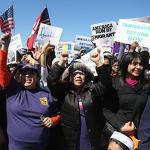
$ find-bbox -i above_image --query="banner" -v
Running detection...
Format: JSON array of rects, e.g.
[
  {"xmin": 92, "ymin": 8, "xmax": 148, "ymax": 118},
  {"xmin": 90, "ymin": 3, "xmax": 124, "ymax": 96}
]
[{"xmin": 114, "ymin": 19, "xmax": 150, "ymax": 48}]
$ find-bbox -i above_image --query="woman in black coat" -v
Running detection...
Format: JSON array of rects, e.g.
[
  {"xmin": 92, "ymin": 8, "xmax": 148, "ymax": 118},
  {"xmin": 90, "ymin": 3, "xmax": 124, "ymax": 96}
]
[
  {"xmin": 102, "ymin": 52, "xmax": 150, "ymax": 149},
  {"xmin": 47, "ymin": 51, "xmax": 108, "ymax": 150}
]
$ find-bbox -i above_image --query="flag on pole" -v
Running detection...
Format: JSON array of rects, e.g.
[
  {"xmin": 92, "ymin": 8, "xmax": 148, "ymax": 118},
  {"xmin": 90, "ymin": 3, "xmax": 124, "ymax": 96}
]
[
  {"xmin": 26, "ymin": 7, "xmax": 51, "ymax": 50},
  {"xmin": 0, "ymin": 5, "xmax": 14, "ymax": 33}
]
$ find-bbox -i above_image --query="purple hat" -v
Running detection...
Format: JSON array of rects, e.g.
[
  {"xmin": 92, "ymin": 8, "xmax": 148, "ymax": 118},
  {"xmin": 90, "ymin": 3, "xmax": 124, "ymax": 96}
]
[{"xmin": 20, "ymin": 64, "xmax": 39, "ymax": 75}]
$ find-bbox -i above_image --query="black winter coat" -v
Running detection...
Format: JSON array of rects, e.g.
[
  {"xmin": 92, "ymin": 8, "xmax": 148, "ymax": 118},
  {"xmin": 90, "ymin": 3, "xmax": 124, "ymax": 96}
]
[
  {"xmin": 103, "ymin": 77, "xmax": 150, "ymax": 130},
  {"xmin": 47, "ymin": 63, "xmax": 107, "ymax": 150}
]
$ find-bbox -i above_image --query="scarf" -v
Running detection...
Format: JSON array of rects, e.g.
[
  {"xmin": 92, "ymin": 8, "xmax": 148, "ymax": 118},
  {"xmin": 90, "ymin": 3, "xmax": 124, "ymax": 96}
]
[{"xmin": 125, "ymin": 78, "xmax": 138, "ymax": 87}]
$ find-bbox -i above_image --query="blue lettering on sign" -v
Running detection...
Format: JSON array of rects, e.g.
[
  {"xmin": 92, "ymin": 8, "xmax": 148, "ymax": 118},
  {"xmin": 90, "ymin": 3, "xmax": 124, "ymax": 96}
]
[
  {"xmin": 128, "ymin": 36, "xmax": 143, "ymax": 43},
  {"xmin": 123, "ymin": 23, "xmax": 150, "ymax": 31},
  {"xmin": 127, "ymin": 30, "xmax": 148, "ymax": 37}
]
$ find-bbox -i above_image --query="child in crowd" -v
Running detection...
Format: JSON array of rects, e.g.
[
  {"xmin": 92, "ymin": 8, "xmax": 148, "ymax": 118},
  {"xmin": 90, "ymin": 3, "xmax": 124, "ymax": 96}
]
[{"xmin": 108, "ymin": 131, "xmax": 134, "ymax": 150}]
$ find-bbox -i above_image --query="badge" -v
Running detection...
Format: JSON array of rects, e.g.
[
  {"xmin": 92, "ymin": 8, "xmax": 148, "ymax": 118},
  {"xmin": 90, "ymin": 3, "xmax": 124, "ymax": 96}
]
[{"xmin": 39, "ymin": 97, "xmax": 49, "ymax": 106}]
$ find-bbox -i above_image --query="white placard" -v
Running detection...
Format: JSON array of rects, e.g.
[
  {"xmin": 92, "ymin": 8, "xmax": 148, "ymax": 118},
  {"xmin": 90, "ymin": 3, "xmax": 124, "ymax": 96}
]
[
  {"xmin": 91, "ymin": 21, "xmax": 117, "ymax": 45},
  {"xmin": 74, "ymin": 35, "xmax": 94, "ymax": 53},
  {"xmin": 36, "ymin": 23, "xmax": 63, "ymax": 45},
  {"xmin": 55, "ymin": 42, "xmax": 75, "ymax": 64},
  {"xmin": 7, "ymin": 50, "xmax": 17, "ymax": 64},
  {"xmin": 8, "ymin": 34, "xmax": 23, "ymax": 51},
  {"xmin": 114, "ymin": 19, "xmax": 150, "ymax": 48},
  {"xmin": 7, "ymin": 34, "xmax": 23, "ymax": 64}
]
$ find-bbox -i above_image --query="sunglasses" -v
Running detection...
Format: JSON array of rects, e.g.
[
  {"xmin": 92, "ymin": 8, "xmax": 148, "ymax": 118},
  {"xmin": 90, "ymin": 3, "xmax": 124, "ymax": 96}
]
[{"xmin": 72, "ymin": 71, "xmax": 85, "ymax": 76}]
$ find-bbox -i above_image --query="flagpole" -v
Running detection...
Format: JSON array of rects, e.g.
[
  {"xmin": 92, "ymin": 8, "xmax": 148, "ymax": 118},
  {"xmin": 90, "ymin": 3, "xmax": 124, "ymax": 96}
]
[
  {"xmin": 12, "ymin": 0, "xmax": 15, "ymax": 35},
  {"xmin": 44, "ymin": 0, "xmax": 47, "ymax": 8},
  {"xmin": 45, "ymin": 3, "xmax": 51, "ymax": 25}
]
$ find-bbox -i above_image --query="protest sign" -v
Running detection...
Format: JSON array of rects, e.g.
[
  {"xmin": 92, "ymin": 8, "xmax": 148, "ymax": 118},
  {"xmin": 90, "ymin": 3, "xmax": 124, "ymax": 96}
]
[
  {"xmin": 8, "ymin": 33, "xmax": 23, "ymax": 64},
  {"xmin": 55, "ymin": 41, "xmax": 75, "ymax": 63},
  {"xmin": 91, "ymin": 21, "xmax": 117, "ymax": 46},
  {"xmin": 8, "ymin": 33, "xmax": 23, "ymax": 51},
  {"xmin": 98, "ymin": 40, "xmax": 113, "ymax": 54},
  {"xmin": 36, "ymin": 23, "xmax": 63, "ymax": 46},
  {"xmin": 114, "ymin": 19, "xmax": 150, "ymax": 48},
  {"xmin": 74, "ymin": 35, "xmax": 94, "ymax": 53}
]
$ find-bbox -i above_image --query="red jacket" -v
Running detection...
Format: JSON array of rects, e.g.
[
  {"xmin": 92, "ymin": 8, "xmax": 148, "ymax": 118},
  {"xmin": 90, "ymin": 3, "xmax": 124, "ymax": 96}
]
[{"xmin": 0, "ymin": 50, "xmax": 11, "ymax": 89}]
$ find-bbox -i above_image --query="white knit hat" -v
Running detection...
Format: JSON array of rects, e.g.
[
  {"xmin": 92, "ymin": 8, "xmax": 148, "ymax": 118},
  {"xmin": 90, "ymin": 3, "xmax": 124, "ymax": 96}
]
[{"xmin": 110, "ymin": 131, "xmax": 134, "ymax": 150}]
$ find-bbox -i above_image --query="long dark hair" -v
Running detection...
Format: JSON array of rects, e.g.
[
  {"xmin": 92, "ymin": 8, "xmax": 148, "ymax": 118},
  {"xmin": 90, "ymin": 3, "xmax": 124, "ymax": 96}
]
[{"xmin": 120, "ymin": 52, "xmax": 145, "ymax": 83}]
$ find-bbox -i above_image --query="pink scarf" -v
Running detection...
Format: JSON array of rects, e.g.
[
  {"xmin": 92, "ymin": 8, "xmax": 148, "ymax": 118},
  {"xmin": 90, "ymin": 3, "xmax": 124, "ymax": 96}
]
[{"xmin": 125, "ymin": 78, "xmax": 138, "ymax": 87}]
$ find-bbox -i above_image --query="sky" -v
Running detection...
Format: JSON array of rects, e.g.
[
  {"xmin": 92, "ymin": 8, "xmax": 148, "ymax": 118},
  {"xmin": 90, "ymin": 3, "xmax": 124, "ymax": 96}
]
[{"xmin": 0, "ymin": 0, "xmax": 150, "ymax": 48}]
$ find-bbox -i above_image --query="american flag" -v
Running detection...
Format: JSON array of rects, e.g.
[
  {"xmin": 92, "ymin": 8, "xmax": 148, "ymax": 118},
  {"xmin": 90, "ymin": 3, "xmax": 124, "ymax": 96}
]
[
  {"xmin": 0, "ymin": 5, "xmax": 14, "ymax": 33},
  {"xmin": 27, "ymin": 7, "xmax": 51, "ymax": 50}
]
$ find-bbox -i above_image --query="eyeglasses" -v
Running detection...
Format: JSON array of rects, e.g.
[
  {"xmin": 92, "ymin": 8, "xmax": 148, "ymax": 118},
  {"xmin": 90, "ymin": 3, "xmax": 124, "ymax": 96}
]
[{"xmin": 72, "ymin": 71, "xmax": 85, "ymax": 76}]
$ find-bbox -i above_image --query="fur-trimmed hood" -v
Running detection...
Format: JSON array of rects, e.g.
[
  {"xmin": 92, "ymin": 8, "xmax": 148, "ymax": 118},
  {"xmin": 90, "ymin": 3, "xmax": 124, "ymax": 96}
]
[{"xmin": 61, "ymin": 62, "xmax": 94, "ymax": 82}]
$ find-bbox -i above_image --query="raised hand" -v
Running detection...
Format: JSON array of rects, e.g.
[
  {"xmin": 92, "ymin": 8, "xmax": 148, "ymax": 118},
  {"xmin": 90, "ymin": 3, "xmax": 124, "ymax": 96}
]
[
  {"xmin": 78, "ymin": 48, "xmax": 85, "ymax": 56},
  {"xmin": 42, "ymin": 42, "xmax": 55, "ymax": 54},
  {"xmin": 32, "ymin": 43, "xmax": 55, "ymax": 61},
  {"xmin": 1, "ymin": 32, "xmax": 11, "ymax": 51},
  {"xmin": 21, "ymin": 54, "xmax": 38, "ymax": 65},
  {"xmin": 31, "ymin": 45, "xmax": 42, "ymax": 61},
  {"xmin": 129, "ymin": 41, "xmax": 139, "ymax": 52},
  {"xmin": 90, "ymin": 48, "xmax": 102, "ymax": 67},
  {"xmin": 58, "ymin": 51, "xmax": 68, "ymax": 66}
]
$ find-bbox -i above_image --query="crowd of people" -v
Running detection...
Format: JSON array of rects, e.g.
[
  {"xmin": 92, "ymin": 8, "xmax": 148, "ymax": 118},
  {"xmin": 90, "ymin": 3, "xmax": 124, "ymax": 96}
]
[{"xmin": 0, "ymin": 32, "xmax": 150, "ymax": 150}]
